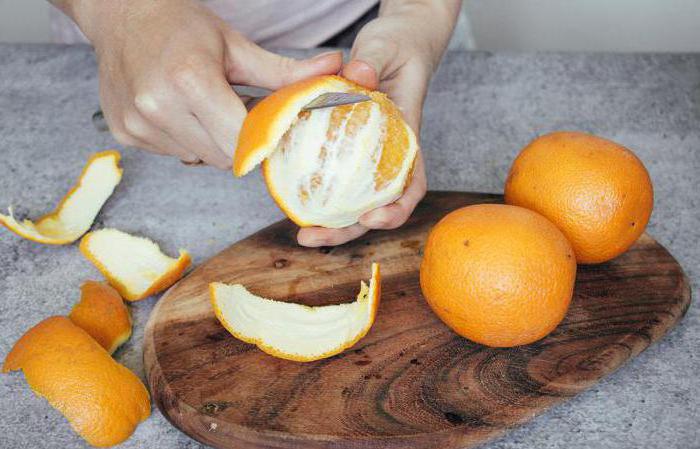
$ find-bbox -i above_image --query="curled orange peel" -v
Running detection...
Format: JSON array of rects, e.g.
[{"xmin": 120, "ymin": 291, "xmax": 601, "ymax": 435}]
[
  {"xmin": 0, "ymin": 150, "xmax": 122, "ymax": 244},
  {"xmin": 2, "ymin": 316, "xmax": 150, "ymax": 447},
  {"xmin": 69, "ymin": 281, "xmax": 132, "ymax": 354},
  {"xmin": 80, "ymin": 228, "xmax": 191, "ymax": 301},
  {"xmin": 210, "ymin": 263, "xmax": 381, "ymax": 362}
]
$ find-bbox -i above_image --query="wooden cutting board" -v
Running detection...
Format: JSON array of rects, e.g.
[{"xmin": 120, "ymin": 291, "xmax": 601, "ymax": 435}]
[{"xmin": 143, "ymin": 191, "xmax": 690, "ymax": 449}]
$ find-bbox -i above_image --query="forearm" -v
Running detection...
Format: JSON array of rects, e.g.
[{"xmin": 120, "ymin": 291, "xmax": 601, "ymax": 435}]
[
  {"xmin": 48, "ymin": 0, "xmax": 163, "ymax": 48},
  {"xmin": 378, "ymin": 0, "xmax": 461, "ymax": 70}
]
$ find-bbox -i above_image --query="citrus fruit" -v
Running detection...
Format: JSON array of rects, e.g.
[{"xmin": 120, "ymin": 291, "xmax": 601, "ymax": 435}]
[
  {"xmin": 80, "ymin": 228, "xmax": 191, "ymax": 301},
  {"xmin": 0, "ymin": 150, "xmax": 122, "ymax": 244},
  {"xmin": 3, "ymin": 316, "xmax": 150, "ymax": 447},
  {"xmin": 210, "ymin": 263, "xmax": 380, "ymax": 361},
  {"xmin": 505, "ymin": 131, "xmax": 654, "ymax": 264},
  {"xmin": 420, "ymin": 204, "xmax": 576, "ymax": 347},
  {"xmin": 233, "ymin": 75, "xmax": 418, "ymax": 228},
  {"xmin": 69, "ymin": 281, "xmax": 132, "ymax": 354}
]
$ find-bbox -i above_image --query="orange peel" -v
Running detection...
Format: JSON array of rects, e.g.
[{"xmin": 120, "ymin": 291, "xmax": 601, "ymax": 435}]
[
  {"xmin": 80, "ymin": 228, "xmax": 191, "ymax": 301},
  {"xmin": 210, "ymin": 263, "xmax": 381, "ymax": 362},
  {"xmin": 69, "ymin": 281, "xmax": 132, "ymax": 354},
  {"xmin": 0, "ymin": 150, "xmax": 122, "ymax": 244},
  {"xmin": 233, "ymin": 75, "xmax": 418, "ymax": 228},
  {"xmin": 3, "ymin": 316, "xmax": 150, "ymax": 447}
]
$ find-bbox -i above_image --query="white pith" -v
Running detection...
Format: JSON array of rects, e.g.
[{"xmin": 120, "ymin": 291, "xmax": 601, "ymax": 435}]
[
  {"xmin": 82, "ymin": 228, "xmax": 187, "ymax": 298},
  {"xmin": 211, "ymin": 263, "xmax": 379, "ymax": 361},
  {"xmin": 0, "ymin": 152, "xmax": 122, "ymax": 244},
  {"xmin": 239, "ymin": 78, "xmax": 350, "ymax": 175},
  {"xmin": 264, "ymin": 101, "xmax": 418, "ymax": 228}
]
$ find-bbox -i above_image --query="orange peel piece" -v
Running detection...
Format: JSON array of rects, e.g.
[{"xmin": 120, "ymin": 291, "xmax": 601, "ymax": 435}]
[
  {"xmin": 233, "ymin": 75, "xmax": 418, "ymax": 228},
  {"xmin": 80, "ymin": 228, "xmax": 191, "ymax": 301},
  {"xmin": 2, "ymin": 316, "xmax": 150, "ymax": 447},
  {"xmin": 0, "ymin": 150, "xmax": 122, "ymax": 244},
  {"xmin": 210, "ymin": 263, "xmax": 380, "ymax": 362},
  {"xmin": 69, "ymin": 281, "xmax": 132, "ymax": 354}
]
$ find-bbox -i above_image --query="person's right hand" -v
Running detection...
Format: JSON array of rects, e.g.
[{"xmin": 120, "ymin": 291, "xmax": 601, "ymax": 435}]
[{"xmin": 67, "ymin": 0, "xmax": 342, "ymax": 168}]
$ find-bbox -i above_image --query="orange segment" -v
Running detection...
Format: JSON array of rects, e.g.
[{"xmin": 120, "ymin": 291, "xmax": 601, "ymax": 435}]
[
  {"xmin": 370, "ymin": 91, "xmax": 410, "ymax": 190},
  {"xmin": 210, "ymin": 263, "xmax": 381, "ymax": 362},
  {"xmin": 3, "ymin": 316, "xmax": 150, "ymax": 447},
  {"xmin": 80, "ymin": 228, "xmax": 191, "ymax": 301},
  {"xmin": 0, "ymin": 151, "xmax": 122, "ymax": 244},
  {"xmin": 69, "ymin": 281, "xmax": 132, "ymax": 354},
  {"xmin": 235, "ymin": 75, "xmax": 418, "ymax": 228}
]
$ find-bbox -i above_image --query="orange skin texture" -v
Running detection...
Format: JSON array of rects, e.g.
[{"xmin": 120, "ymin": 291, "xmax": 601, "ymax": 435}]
[
  {"xmin": 3, "ymin": 316, "xmax": 150, "ymax": 447},
  {"xmin": 234, "ymin": 75, "xmax": 353, "ymax": 177},
  {"xmin": 69, "ymin": 281, "xmax": 132, "ymax": 354},
  {"xmin": 420, "ymin": 204, "xmax": 577, "ymax": 348},
  {"xmin": 505, "ymin": 131, "xmax": 654, "ymax": 264}
]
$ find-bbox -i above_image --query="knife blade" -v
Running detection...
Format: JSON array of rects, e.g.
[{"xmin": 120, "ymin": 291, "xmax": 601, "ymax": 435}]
[{"xmin": 92, "ymin": 87, "xmax": 370, "ymax": 132}]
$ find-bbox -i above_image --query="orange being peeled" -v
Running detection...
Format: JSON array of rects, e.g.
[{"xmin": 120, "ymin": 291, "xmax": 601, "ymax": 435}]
[
  {"xmin": 3, "ymin": 316, "xmax": 150, "ymax": 447},
  {"xmin": 420, "ymin": 204, "xmax": 576, "ymax": 347},
  {"xmin": 505, "ymin": 131, "xmax": 654, "ymax": 264},
  {"xmin": 233, "ymin": 75, "xmax": 418, "ymax": 228}
]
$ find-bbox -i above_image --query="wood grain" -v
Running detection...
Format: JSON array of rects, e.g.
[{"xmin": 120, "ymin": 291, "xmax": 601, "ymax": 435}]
[{"xmin": 144, "ymin": 191, "xmax": 691, "ymax": 449}]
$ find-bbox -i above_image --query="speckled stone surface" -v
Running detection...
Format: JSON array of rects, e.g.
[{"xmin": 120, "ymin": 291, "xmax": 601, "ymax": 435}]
[{"xmin": 0, "ymin": 44, "xmax": 698, "ymax": 449}]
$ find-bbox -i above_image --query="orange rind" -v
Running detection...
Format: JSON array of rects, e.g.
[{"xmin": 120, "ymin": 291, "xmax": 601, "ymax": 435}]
[
  {"xmin": 80, "ymin": 228, "xmax": 191, "ymax": 301},
  {"xmin": 69, "ymin": 281, "xmax": 132, "ymax": 354},
  {"xmin": 3, "ymin": 316, "xmax": 150, "ymax": 447},
  {"xmin": 0, "ymin": 150, "xmax": 122, "ymax": 244},
  {"xmin": 233, "ymin": 75, "xmax": 418, "ymax": 228},
  {"xmin": 210, "ymin": 263, "xmax": 381, "ymax": 362}
]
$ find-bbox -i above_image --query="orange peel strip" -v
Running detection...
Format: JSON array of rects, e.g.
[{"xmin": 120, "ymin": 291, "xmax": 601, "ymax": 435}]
[
  {"xmin": 80, "ymin": 228, "xmax": 191, "ymax": 302},
  {"xmin": 0, "ymin": 150, "xmax": 122, "ymax": 245},
  {"xmin": 69, "ymin": 281, "xmax": 132, "ymax": 354},
  {"xmin": 2, "ymin": 316, "xmax": 150, "ymax": 447},
  {"xmin": 210, "ymin": 263, "xmax": 381, "ymax": 362}
]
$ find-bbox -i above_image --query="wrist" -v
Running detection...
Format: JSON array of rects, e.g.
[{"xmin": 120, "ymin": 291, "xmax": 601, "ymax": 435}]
[
  {"xmin": 379, "ymin": 0, "xmax": 461, "ymax": 70},
  {"xmin": 53, "ymin": 0, "xmax": 168, "ymax": 50}
]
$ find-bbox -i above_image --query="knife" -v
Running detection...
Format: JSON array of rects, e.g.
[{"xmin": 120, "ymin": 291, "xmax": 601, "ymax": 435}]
[{"xmin": 91, "ymin": 87, "xmax": 370, "ymax": 132}]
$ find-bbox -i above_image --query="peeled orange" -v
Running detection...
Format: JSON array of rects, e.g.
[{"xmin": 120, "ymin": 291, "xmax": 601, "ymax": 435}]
[
  {"xmin": 420, "ymin": 204, "xmax": 576, "ymax": 347},
  {"xmin": 505, "ymin": 131, "xmax": 654, "ymax": 264},
  {"xmin": 233, "ymin": 75, "xmax": 418, "ymax": 228},
  {"xmin": 210, "ymin": 263, "xmax": 380, "ymax": 361},
  {"xmin": 69, "ymin": 281, "xmax": 132, "ymax": 354},
  {"xmin": 3, "ymin": 316, "xmax": 150, "ymax": 447}
]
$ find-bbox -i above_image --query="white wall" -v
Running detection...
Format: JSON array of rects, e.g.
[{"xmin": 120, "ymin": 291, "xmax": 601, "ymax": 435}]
[
  {"xmin": 0, "ymin": 0, "xmax": 50, "ymax": 43},
  {"xmin": 465, "ymin": 0, "xmax": 700, "ymax": 52},
  {"xmin": 1, "ymin": 0, "xmax": 699, "ymax": 52}
]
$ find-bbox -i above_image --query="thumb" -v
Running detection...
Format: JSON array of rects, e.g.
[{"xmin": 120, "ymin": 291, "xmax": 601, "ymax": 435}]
[
  {"xmin": 343, "ymin": 34, "xmax": 399, "ymax": 89},
  {"xmin": 227, "ymin": 37, "xmax": 342, "ymax": 90}
]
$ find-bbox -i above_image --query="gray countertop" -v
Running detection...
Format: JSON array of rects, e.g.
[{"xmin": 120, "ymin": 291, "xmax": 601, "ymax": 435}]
[{"xmin": 0, "ymin": 44, "xmax": 698, "ymax": 449}]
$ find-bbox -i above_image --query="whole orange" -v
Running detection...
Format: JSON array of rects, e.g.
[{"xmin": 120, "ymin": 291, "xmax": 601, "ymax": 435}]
[
  {"xmin": 505, "ymin": 131, "xmax": 653, "ymax": 264},
  {"xmin": 420, "ymin": 204, "xmax": 576, "ymax": 347}
]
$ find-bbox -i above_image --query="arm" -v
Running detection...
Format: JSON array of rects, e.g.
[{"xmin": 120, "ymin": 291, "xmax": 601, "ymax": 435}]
[
  {"xmin": 49, "ymin": 0, "xmax": 342, "ymax": 168},
  {"xmin": 298, "ymin": 0, "xmax": 461, "ymax": 246}
]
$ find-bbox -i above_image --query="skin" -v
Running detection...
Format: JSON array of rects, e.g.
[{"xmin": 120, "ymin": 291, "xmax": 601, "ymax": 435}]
[{"xmin": 51, "ymin": 0, "xmax": 461, "ymax": 246}]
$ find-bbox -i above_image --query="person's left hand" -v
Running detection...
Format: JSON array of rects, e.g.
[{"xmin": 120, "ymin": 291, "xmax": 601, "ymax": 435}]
[{"xmin": 298, "ymin": 0, "xmax": 461, "ymax": 247}]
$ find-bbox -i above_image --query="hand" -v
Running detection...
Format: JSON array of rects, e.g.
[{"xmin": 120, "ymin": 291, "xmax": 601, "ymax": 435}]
[
  {"xmin": 298, "ymin": 0, "xmax": 461, "ymax": 246},
  {"xmin": 64, "ymin": 0, "xmax": 342, "ymax": 168}
]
